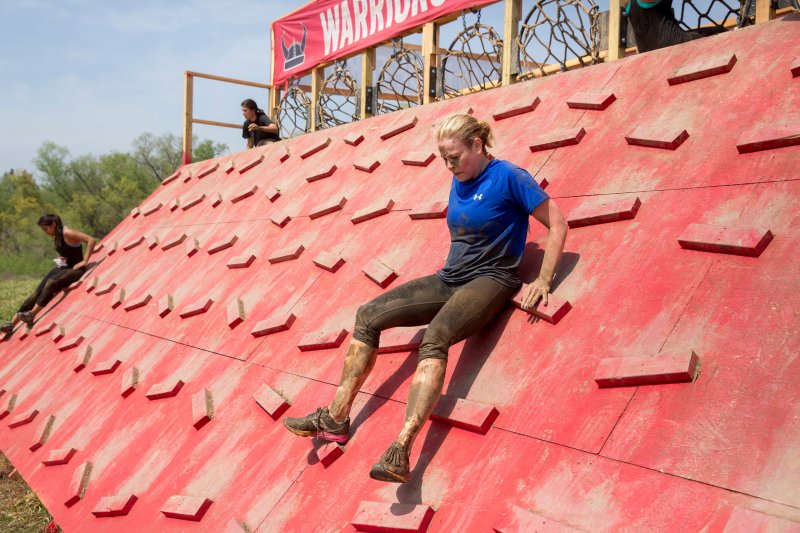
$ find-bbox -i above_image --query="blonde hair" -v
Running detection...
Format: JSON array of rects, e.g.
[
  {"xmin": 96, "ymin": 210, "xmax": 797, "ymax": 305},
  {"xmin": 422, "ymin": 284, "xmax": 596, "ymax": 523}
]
[{"xmin": 435, "ymin": 113, "xmax": 495, "ymax": 155}]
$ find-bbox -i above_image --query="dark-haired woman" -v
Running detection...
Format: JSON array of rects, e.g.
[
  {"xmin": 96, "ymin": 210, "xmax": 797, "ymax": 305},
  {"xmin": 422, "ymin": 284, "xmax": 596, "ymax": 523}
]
[
  {"xmin": 0, "ymin": 215, "xmax": 96, "ymax": 334},
  {"xmin": 241, "ymin": 99, "xmax": 280, "ymax": 149}
]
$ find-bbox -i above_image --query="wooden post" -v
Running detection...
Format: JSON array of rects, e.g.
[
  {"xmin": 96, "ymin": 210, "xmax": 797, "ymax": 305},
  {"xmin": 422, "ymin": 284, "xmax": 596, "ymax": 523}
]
[
  {"xmin": 502, "ymin": 0, "xmax": 522, "ymax": 86},
  {"xmin": 607, "ymin": 0, "xmax": 625, "ymax": 61},
  {"xmin": 422, "ymin": 22, "xmax": 439, "ymax": 104},
  {"xmin": 268, "ymin": 85, "xmax": 280, "ymax": 121},
  {"xmin": 361, "ymin": 47, "xmax": 376, "ymax": 119},
  {"xmin": 310, "ymin": 67, "xmax": 323, "ymax": 132},
  {"xmin": 182, "ymin": 72, "xmax": 193, "ymax": 165},
  {"xmin": 755, "ymin": 0, "xmax": 775, "ymax": 23}
]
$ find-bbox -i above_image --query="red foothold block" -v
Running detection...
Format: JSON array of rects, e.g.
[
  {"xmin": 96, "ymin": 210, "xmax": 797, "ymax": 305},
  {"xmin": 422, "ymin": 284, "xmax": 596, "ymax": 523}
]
[
  {"xmin": 181, "ymin": 192, "xmax": 206, "ymax": 211},
  {"xmin": 183, "ymin": 173, "xmax": 192, "ymax": 183},
  {"xmin": 677, "ymin": 223, "xmax": 773, "ymax": 257},
  {"xmin": 58, "ymin": 334, "xmax": 84, "ymax": 352},
  {"xmin": 29, "ymin": 414, "xmax": 55, "ymax": 452},
  {"xmin": 567, "ymin": 196, "xmax": 642, "ymax": 228},
  {"xmin": 238, "ymin": 153, "xmax": 264, "ymax": 174},
  {"xmin": 736, "ymin": 126, "xmax": 800, "ymax": 154},
  {"xmin": 34, "ymin": 321, "xmax": 56, "ymax": 337},
  {"xmin": 162, "ymin": 170, "xmax": 181, "ymax": 185},
  {"xmin": 124, "ymin": 293, "xmax": 152, "ymax": 312},
  {"xmin": 92, "ymin": 494, "xmax": 138, "ymax": 517},
  {"xmin": 344, "ymin": 132, "xmax": 365, "ymax": 146},
  {"xmin": 251, "ymin": 311, "xmax": 296, "ymax": 337},
  {"xmin": 85, "ymin": 277, "xmax": 99, "ymax": 293},
  {"xmin": 566, "ymin": 91, "xmax": 616, "ymax": 110},
  {"xmin": 161, "ymin": 233, "xmax": 187, "ymax": 251},
  {"xmin": 307, "ymin": 164, "xmax": 337, "ymax": 182},
  {"xmin": 92, "ymin": 359, "xmax": 121, "ymax": 376},
  {"xmin": 223, "ymin": 159, "xmax": 235, "ymax": 173},
  {"xmin": 430, "ymin": 395, "xmax": 499, "ymax": 434},
  {"xmin": 146, "ymin": 379, "xmax": 185, "ymax": 400},
  {"xmin": 93, "ymin": 243, "xmax": 105, "ymax": 253},
  {"xmin": 353, "ymin": 158, "xmax": 381, "ymax": 173},
  {"xmin": 196, "ymin": 161, "xmax": 219, "ymax": 179},
  {"xmin": 298, "ymin": 328, "xmax": 349, "ymax": 351},
  {"xmin": 401, "ymin": 151, "xmax": 437, "ymax": 167},
  {"xmin": 111, "ymin": 287, "xmax": 126, "ymax": 309},
  {"xmin": 120, "ymin": 367, "xmax": 139, "ymax": 398},
  {"xmin": 8, "ymin": 408, "xmax": 39, "ymax": 428},
  {"xmin": 668, "ymin": 53, "xmax": 737, "ymax": 85},
  {"xmin": 529, "ymin": 127, "xmax": 586, "ymax": 152},
  {"xmin": 168, "ymin": 198, "xmax": 180, "ymax": 212},
  {"xmin": 106, "ymin": 241, "xmax": 119, "ymax": 255},
  {"xmin": 211, "ymin": 192, "xmax": 223, "ymax": 208},
  {"xmin": 207, "ymin": 234, "xmax": 238, "ymax": 254},
  {"xmin": 315, "ymin": 440, "xmax": 345, "ymax": 468},
  {"xmin": 625, "ymin": 125, "xmax": 689, "ymax": 150},
  {"xmin": 142, "ymin": 202, "xmax": 162, "ymax": 216},
  {"xmin": 231, "ymin": 184, "xmax": 259, "ymax": 203},
  {"xmin": 270, "ymin": 212, "xmax": 291, "ymax": 228},
  {"xmin": 130, "ymin": 206, "xmax": 140, "ymax": 218},
  {"xmin": 268, "ymin": 244, "xmax": 305, "ymax": 264},
  {"xmin": 192, "ymin": 388, "xmax": 214, "ymax": 430},
  {"xmin": 351, "ymin": 501, "xmax": 435, "ymax": 533},
  {"xmin": 43, "ymin": 447, "xmax": 77, "ymax": 466},
  {"xmin": 378, "ymin": 328, "xmax": 426, "ymax": 354},
  {"xmin": 252, "ymin": 384, "xmax": 291, "ymax": 420},
  {"xmin": 265, "ymin": 186, "xmax": 281, "ymax": 202},
  {"xmin": 279, "ymin": 149, "xmax": 290, "ymax": 163},
  {"xmin": 95, "ymin": 281, "xmax": 117, "ymax": 296},
  {"xmin": 185, "ymin": 237, "xmax": 200, "ymax": 257},
  {"xmin": 51, "ymin": 325, "xmax": 65, "ymax": 343},
  {"xmin": 313, "ymin": 251, "xmax": 346, "ymax": 273},
  {"xmin": 300, "ymin": 137, "xmax": 331, "ymax": 158},
  {"xmin": 352, "ymin": 199, "xmax": 395, "ymax": 224},
  {"xmin": 492, "ymin": 96, "xmax": 541, "ymax": 121},
  {"xmin": 179, "ymin": 298, "xmax": 213, "ymax": 319},
  {"xmin": 594, "ymin": 352, "xmax": 700, "ymax": 388},
  {"xmin": 73, "ymin": 345, "xmax": 93, "ymax": 372},
  {"xmin": 362, "ymin": 259, "xmax": 398, "ymax": 288},
  {"xmin": 227, "ymin": 298, "xmax": 246, "ymax": 328},
  {"xmin": 147, "ymin": 235, "xmax": 160, "ymax": 249},
  {"xmin": 0, "ymin": 394, "xmax": 13, "ymax": 419},
  {"xmin": 123, "ymin": 235, "xmax": 144, "ymax": 250},
  {"xmin": 227, "ymin": 253, "xmax": 256, "ymax": 269},
  {"xmin": 380, "ymin": 115, "xmax": 418, "ymax": 140},
  {"xmin": 511, "ymin": 293, "xmax": 572, "ymax": 325},
  {"xmin": 64, "ymin": 462, "xmax": 92, "ymax": 508},
  {"xmin": 409, "ymin": 201, "xmax": 448, "ymax": 220},
  {"xmin": 309, "ymin": 196, "xmax": 347, "ymax": 219},
  {"xmin": 161, "ymin": 495, "xmax": 213, "ymax": 522},
  {"xmin": 158, "ymin": 294, "xmax": 174, "ymax": 318},
  {"xmin": 792, "ymin": 56, "xmax": 800, "ymax": 78}
]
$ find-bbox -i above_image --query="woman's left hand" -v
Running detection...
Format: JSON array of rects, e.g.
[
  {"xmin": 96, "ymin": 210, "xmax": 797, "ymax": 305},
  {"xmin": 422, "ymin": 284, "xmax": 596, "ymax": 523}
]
[
  {"xmin": 73, "ymin": 261, "xmax": 86, "ymax": 270},
  {"xmin": 520, "ymin": 277, "xmax": 551, "ymax": 310}
]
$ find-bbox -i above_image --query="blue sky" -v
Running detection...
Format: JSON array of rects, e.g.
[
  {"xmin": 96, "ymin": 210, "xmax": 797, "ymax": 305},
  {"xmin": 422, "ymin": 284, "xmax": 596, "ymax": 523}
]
[{"xmin": 0, "ymin": 0, "xmax": 611, "ymax": 174}]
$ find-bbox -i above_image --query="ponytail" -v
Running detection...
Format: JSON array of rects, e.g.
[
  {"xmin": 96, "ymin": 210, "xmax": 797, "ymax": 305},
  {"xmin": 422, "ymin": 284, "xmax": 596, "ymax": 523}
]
[{"xmin": 38, "ymin": 214, "xmax": 64, "ymax": 251}]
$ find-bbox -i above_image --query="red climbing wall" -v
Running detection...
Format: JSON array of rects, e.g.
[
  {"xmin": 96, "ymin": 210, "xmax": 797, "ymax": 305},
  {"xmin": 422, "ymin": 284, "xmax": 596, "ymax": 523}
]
[{"xmin": 2, "ymin": 15, "xmax": 800, "ymax": 532}]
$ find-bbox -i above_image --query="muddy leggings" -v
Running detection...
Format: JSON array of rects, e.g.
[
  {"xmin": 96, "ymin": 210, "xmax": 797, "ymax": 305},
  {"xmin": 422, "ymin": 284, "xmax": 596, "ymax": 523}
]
[
  {"xmin": 18, "ymin": 267, "xmax": 85, "ymax": 313},
  {"xmin": 353, "ymin": 274, "xmax": 517, "ymax": 362}
]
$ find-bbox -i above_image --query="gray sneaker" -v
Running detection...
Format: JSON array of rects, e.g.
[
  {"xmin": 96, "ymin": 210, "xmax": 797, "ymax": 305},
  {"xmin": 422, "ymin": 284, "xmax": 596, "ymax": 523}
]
[
  {"xmin": 282, "ymin": 407, "xmax": 350, "ymax": 444},
  {"xmin": 0, "ymin": 322, "xmax": 12, "ymax": 335},
  {"xmin": 17, "ymin": 311, "xmax": 34, "ymax": 328},
  {"xmin": 369, "ymin": 442, "xmax": 411, "ymax": 483}
]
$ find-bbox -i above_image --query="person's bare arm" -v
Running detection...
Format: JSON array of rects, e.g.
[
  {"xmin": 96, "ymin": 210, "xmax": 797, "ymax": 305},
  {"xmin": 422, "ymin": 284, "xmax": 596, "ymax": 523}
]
[
  {"xmin": 519, "ymin": 199, "xmax": 568, "ymax": 309},
  {"xmin": 248, "ymin": 122, "xmax": 279, "ymax": 134},
  {"xmin": 63, "ymin": 228, "xmax": 97, "ymax": 269}
]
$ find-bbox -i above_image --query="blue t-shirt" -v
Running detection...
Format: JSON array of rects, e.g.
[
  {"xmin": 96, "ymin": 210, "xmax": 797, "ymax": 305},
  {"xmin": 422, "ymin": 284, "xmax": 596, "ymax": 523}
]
[{"xmin": 437, "ymin": 159, "xmax": 549, "ymax": 288}]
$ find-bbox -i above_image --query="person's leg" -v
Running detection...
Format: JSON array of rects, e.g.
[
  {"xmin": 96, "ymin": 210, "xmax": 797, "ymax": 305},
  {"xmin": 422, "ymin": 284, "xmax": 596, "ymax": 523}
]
[
  {"xmin": 283, "ymin": 275, "xmax": 454, "ymax": 441},
  {"xmin": 25, "ymin": 268, "xmax": 84, "ymax": 320},
  {"xmin": 370, "ymin": 277, "xmax": 516, "ymax": 482},
  {"xmin": 10, "ymin": 268, "xmax": 62, "ymax": 328}
]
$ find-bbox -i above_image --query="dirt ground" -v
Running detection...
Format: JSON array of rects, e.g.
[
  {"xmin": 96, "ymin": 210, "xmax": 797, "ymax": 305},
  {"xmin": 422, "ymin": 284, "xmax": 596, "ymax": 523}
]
[{"xmin": 0, "ymin": 452, "xmax": 55, "ymax": 532}]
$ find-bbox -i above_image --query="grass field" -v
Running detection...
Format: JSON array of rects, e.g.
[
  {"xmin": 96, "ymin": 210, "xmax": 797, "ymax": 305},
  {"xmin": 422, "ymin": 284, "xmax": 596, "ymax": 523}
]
[{"xmin": 0, "ymin": 277, "xmax": 39, "ymax": 323}]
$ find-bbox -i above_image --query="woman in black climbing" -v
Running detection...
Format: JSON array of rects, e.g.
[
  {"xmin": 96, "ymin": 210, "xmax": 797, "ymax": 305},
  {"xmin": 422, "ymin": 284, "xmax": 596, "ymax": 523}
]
[
  {"xmin": 1, "ymin": 214, "xmax": 96, "ymax": 335},
  {"xmin": 283, "ymin": 113, "xmax": 569, "ymax": 483}
]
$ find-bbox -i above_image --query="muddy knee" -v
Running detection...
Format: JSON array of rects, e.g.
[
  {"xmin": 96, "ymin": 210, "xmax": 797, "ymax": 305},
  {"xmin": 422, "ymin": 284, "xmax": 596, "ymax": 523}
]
[
  {"xmin": 417, "ymin": 324, "xmax": 451, "ymax": 362},
  {"xmin": 352, "ymin": 303, "xmax": 381, "ymax": 348}
]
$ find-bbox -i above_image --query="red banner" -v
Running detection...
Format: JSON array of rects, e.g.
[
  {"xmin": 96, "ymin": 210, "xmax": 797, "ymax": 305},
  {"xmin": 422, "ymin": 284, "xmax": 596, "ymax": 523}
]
[{"xmin": 271, "ymin": 0, "xmax": 498, "ymax": 87}]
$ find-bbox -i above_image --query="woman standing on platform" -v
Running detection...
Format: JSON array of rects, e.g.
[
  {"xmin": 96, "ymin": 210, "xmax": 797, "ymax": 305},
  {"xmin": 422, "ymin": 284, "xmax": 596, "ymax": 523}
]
[
  {"xmin": 282, "ymin": 113, "xmax": 569, "ymax": 483},
  {"xmin": 1, "ymin": 214, "xmax": 96, "ymax": 335}
]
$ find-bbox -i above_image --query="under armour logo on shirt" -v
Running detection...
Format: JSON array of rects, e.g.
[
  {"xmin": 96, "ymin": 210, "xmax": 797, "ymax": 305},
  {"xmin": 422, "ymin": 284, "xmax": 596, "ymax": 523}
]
[{"xmin": 473, "ymin": 194, "xmax": 483, "ymax": 200}]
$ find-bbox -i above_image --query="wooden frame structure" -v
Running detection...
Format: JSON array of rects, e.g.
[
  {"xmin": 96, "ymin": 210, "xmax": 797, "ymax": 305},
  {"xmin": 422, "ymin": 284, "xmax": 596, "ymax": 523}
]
[{"xmin": 183, "ymin": 0, "xmax": 787, "ymax": 162}]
